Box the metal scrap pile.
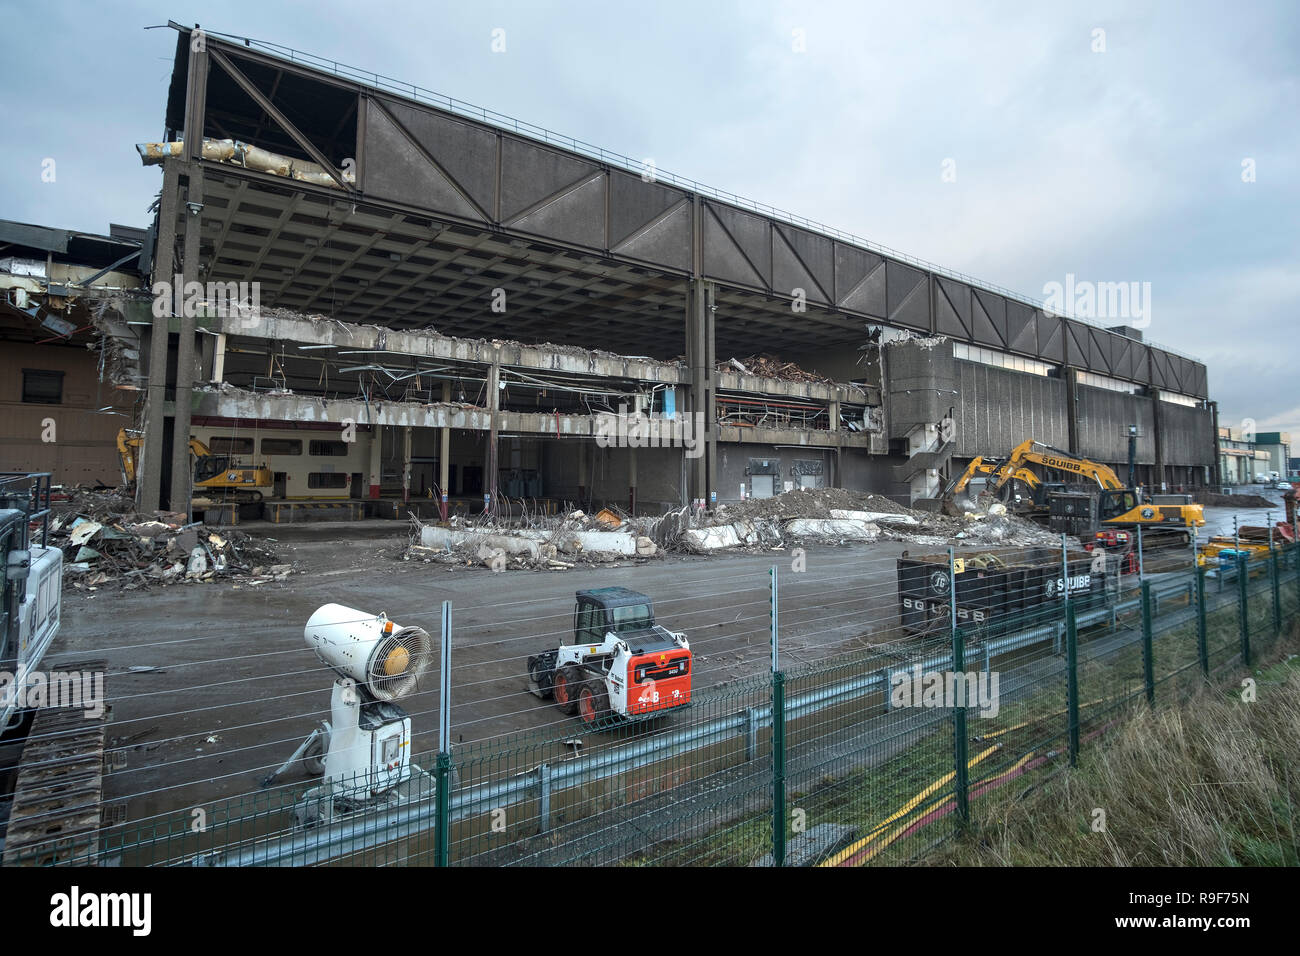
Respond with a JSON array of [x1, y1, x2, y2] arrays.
[[719, 355, 833, 385], [49, 509, 291, 590]]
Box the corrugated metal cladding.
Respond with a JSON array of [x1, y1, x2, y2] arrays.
[[1159, 401, 1215, 466], [1075, 385, 1156, 464], [346, 77, 1209, 396], [954, 360, 1068, 457]]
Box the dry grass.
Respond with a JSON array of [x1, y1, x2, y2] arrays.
[[931, 653, 1300, 866]]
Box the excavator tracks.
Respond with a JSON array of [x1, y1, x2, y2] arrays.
[[1, 660, 108, 866]]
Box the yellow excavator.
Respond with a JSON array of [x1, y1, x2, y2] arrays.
[[942, 456, 1046, 514], [117, 429, 272, 503], [945, 439, 1204, 538]]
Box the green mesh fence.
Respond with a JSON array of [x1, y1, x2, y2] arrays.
[[18, 539, 1300, 868]]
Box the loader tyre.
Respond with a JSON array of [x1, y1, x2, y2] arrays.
[[577, 682, 611, 727], [527, 652, 556, 699], [553, 666, 581, 715]]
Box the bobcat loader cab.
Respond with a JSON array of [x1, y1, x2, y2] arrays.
[[527, 588, 692, 726]]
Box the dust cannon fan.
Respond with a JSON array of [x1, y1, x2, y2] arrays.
[[265, 605, 434, 824], [304, 603, 433, 700]]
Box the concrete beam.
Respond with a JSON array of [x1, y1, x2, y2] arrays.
[[194, 388, 601, 435], [211, 312, 688, 386], [716, 425, 873, 448]]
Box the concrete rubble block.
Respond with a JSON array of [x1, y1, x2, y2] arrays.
[[420, 525, 634, 557], [557, 530, 637, 555], [681, 525, 742, 552], [829, 509, 918, 526], [785, 518, 880, 540], [635, 536, 657, 557]]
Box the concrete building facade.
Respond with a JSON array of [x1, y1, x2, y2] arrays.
[[68, 23, 1218, 513], [0, 221, 144, 486]]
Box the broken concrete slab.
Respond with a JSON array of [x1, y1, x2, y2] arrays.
[[785, 518, 880, 540], [829, 509, 918, 526]]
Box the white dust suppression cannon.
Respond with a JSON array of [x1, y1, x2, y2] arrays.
[[265, 604, 434, 828]]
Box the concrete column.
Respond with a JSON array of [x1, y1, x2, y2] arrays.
[[704, 281, 716, 509], [685, 278, 716, 508], [686, 280, 704, 507], [486, 363, 500, 510], [439, 381, 451, 517], [577, 440, 587, 505], [167, 39, 207, 515], [367, 426, 383, 499], [137, 160, 181, 514], [402, 426, 412, 504], [1150, 388, 1167, 492], [208, 333, 226, 383], [829, 399, 842, 489], [1064, 367, 1081, 456], [169, 167, 203, 513], [629, 445, 637, 515], [1209, 401, 1221, 487]]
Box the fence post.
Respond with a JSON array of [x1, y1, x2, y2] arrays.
[[950, 548, 969, 826], [1270, 534, 1281, 637], [1237, 554, 1251, 666], [1065, 600, 1079, 767], [770, 566, 786, 867], [1195, 565, 1209, 679], [435, 599, 452, 867], [1140, 580, 1155, 706]]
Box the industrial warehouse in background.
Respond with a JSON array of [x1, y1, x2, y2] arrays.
[[2, 22, 1223, 519]]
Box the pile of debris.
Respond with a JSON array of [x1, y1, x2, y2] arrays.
[[48, 505, 291, 590], [683, 488, 1066, 553], [401, 487, 1068, 570], [1192, 490, 1276, 509], [718, 355, 833, 385], [404, 508, 661, 572]]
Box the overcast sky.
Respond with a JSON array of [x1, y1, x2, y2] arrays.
[[2, 1, 1296, 437]]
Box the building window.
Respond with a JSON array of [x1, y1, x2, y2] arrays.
[[21, 369, 64, 405], [261, 438, 302, 456], [309, 440, 349, 457], [208, 436, 254, 455], [307, 472, 348, 489]]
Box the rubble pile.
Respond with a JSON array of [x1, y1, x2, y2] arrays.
[[404, 508, 661, 572], [47, 503, 291, 590], [401, 488, 1066, 571], [1192, 490, 1276, 509], [685, 488, 1064, 553], [718, 355, 833, 385]]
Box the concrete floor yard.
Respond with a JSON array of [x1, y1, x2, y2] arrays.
[[51, 527, 910, 828]]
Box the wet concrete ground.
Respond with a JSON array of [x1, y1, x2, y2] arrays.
[[51, 532, 909, 829], [47, 487, 1279, 834]]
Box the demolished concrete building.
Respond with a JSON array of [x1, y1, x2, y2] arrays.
[[75, 22, 1218, 516]]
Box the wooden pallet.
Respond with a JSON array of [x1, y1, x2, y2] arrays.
[[2, 662, 108, 866]]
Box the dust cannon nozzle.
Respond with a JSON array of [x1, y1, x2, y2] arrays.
[[304, 604, 432, 701]]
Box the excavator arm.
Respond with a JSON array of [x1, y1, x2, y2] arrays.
[[992, 440, 1124, 492]]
